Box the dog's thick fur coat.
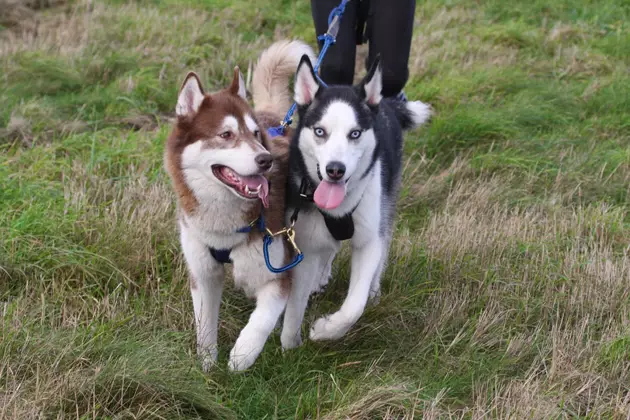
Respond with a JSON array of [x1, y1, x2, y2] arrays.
[[165, 41, 315, 371]]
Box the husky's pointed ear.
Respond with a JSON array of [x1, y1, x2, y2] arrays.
[[229, 66, 247, 100], [361, 56, 383, 106], [176, 72, 205, 117], [294, 54, 320, 105]]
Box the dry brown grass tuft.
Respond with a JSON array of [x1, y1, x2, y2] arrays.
[[399, 176, 630, 417], [0, 107, 89, 144], [322, 384, 421, 420], [0, 114, 33, 145], [0, 0, 67, 40], [385, 175, 630, 417], [0, 0, 33, 29], [61, 159, 183, 292], [399, 154, 472, 212], [0, 328, 229, 418]]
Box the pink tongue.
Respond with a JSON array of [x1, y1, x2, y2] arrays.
[[241, 175, 270, 208], [314, 181, 346, 210]]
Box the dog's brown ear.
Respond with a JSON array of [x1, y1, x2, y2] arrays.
[[229, 66, 247, 100], [177, 72, 205, 117]]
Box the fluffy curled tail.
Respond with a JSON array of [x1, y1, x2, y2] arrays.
[[252, 40, 316, 116], [389, 99, 433, 131]]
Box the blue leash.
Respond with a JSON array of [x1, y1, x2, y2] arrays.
[[261, 0, 349, 271], [227, 214, 303, 273], [260, 216, 304, 273], [263, 234, 304, 273], [267, 0, 349, 138]]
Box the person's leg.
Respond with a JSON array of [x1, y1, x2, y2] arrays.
[[311, 0, 359, 85], [366, 0, 416, 98]]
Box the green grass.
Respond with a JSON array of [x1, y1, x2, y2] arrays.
[[1, 0, 629, 418]]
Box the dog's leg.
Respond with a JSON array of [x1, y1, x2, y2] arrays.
[[280, 253, 322, 349], [368, 260, 384, 304], [310, 238, 383, 341], [180, 225, 224, 372], [229, 279, 288, 371], [312, 250, 335, 295], [369, 235, 392, 304]]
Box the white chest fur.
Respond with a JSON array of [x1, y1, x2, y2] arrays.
[[230, 235, 285, 297]]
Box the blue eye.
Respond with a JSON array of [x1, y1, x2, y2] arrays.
[[349, 130, 362, 139], [314, 127, 326, 137]]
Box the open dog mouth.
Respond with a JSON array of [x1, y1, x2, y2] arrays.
[[211, 165, 269, 208]]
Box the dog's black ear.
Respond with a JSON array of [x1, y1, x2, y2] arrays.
[[294, 54, 320, 106], [229, 66, 247, 100], [177, 72, 205, 117], [359, 56, 382, 106]]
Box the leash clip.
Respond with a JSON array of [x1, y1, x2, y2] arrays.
[[265, 225, 301, 255], [263, 224, 304, 273], [285, 226, 301, 255]]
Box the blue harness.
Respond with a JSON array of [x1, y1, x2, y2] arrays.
[[208, 217, 265, 264]]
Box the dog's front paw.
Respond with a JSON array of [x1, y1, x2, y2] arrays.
[[281, 331, 303, 350], [309, 314, 351, 341], [228, 334, 265, 372], [198, 348, 218, 373]]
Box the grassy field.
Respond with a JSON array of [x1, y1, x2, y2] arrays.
[[1, 0, 629, 418]]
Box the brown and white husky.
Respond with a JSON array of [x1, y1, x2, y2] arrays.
[[165, 41, 315, 371]]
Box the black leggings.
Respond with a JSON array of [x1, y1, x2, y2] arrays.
[[311, 0, 416, 98]]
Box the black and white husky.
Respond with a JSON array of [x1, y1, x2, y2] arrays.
[[280, 54, 431, 348]]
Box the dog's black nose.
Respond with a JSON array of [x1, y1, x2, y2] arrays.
[[255, 153, 273, 170], [325, 161, 346, 181]]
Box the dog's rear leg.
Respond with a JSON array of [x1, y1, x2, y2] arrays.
[[369, 235, 391, 304], [310, 238, 383, 341], [280, 253, 322, 349], [312, 250, 335, 295], [229, 279, 288, 371], [180, 225, 225, 372], [368, 260, 384, 305]]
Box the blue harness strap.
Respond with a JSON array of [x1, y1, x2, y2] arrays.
[[235, 216, 265, 234], [267, 0, 349, 139], [209, 247, 233, 264], [208, 216, 265, 265]]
